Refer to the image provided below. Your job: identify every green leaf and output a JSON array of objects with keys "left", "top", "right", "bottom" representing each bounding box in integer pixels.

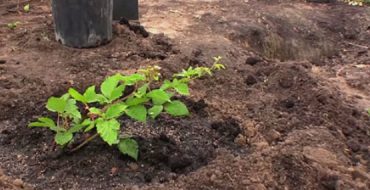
[
  {"left": 135, "top": 84, "right": 149, "bottom": 98},
  {"left": 38, "top": 117, "right": 56, "bottom": 127},
  {"left": 60, "top": 93, "right": 70, "bottom": 101},
  {"left": 64, "top": 99, "right": 81, "bottom": 119},
  {"left": 125, "top": 97, "right": 150, "bottom": 106},
  {"left": 148, "top": 105, "right": 163, "bottom": 119},
  {"left": 160, "top": 80, "right": 172, "bottom": 90},
  {"left": 7, "top": 21, "right": 20, "bottom": 30},
  {"left": 164, "top": 100, "right": 189, "bottom": 116},
  {"left": 105, "top": 103, "right": 128, "bottom": 119},
  {"left": 55, "top": 132, "right": 73, "bottom": 146},
  {"left": 68, "top": 119, "right": 91, "bottom": 133},
  {"left": 68, "top": 88, "right": 87, "bottom": 103},
  {"left": 89, "top": 107, "right": 102, "bottom": 115},
  {"left": 84, "top": 86, "right": 100, "bottom": 103},
  {"left": 29, "top": 117, "right": 65, "bottom": 132},
  {"left": 173, "top": 81, "right": 189, "bottom": 95},
  {"left": 96, "top": 119, "right": 120, "bottom": 146},
  {"left": 126, "top": 105, "right": 147, "bottom": 122},
  {"left": 109, "top": 84, "right": 125, "bottom": 102},
  {"left": 118, "top": 138, "right": 139, "bottom": 160},
  {"left": 46, "top": 97, "right": 67, "bottom": 113},
  {"left": 147, "top": 89, "right": 171, "bottom": 105},
  {"left": 23, "top": 4, "right": 30, "bottom": 12},
  {"left": 84, "top": 120, "right": 96, "bottom": 132},
  {"left": 101, "top": 74, "right": 122, "bottom": 99},
  {"left": 96, "top": 94, "right": 109, "bottom": 104},
  {"left": 120, "top": 74, "right": 146, "bottom": 85}
]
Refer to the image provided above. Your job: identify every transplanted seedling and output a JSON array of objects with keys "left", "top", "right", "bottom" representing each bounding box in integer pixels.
[{"left": 29, "top": 57, "right": 225, "bottom": 160}]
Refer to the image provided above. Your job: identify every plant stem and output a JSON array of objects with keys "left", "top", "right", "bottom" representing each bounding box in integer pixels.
[{"left": 68, "top": 133, "right": 99, "bottom": 153}]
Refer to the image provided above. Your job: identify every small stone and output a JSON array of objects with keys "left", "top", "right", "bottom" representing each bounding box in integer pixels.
[
  {"left": 253, "top": 141, "right": 269, "bottom": 150},
  {"left": 210, "top": 174, "right": 217, "bottom": 181},
  {"left": 303, "top": 147, "right": 338, "bottom": 165},
  {"left": 13, "top": 179, "right": 24, "bottom": 187},
  {"left": 110, "top": 167, "right": 119, "bottom": 176},
  {"left": 234, "top": 134, "right": 247, "bottom": 146},
  {"left": 127, "top": 163, "right": 139, "bottom": 171},
  {"left": 131, "top": 185, "right": 140, "bottom": 190},
  {"left": 265, "top": 129, "right": 281, "bottom": 143}
]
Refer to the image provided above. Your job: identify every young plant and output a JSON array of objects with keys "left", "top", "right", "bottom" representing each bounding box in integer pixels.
[
  {"left": 344, "top": 0, "right": 370, "bottom": 6},
  {"left": 7, "top": 21, "right": 21, "bottom": 30},
  {"left": 29, "top": 57, "right": 225, "bottom": 160},
  {"left": 24, "top": 4, "right": 30, "bottom": 12}
]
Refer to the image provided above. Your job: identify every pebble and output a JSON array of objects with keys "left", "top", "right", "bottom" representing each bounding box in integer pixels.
[
  {"left": 128, "top": 163, "right": 139, "bottom": 171},
  {"left": 13, "top": 179, "right": 24, "bottom": 187}
]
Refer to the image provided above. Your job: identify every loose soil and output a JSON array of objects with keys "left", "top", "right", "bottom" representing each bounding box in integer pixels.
[{"left": 1, "top": 0, "right": 370, "bottom": 189}]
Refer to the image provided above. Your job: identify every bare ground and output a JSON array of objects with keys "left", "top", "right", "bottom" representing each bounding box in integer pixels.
[{"left": 0, "top": 0, "right": 370, "bottom": 189}]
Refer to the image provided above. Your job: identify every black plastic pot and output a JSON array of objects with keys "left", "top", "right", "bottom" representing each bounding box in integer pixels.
[
  {"left": 52, "top": 0, "right": 113, "bottom": 48},
  {"left": 113, "top": 0, "right": 139, "bottom": 20}
]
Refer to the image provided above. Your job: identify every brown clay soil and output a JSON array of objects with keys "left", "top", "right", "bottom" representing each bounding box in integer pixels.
[{"left": 1, "top": 0, "right": 370, "bottom": 189}]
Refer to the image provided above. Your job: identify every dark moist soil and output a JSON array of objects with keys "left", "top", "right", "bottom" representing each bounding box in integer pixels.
[{"left": 1, "top": 0, "right": 370, "bottom": 190}]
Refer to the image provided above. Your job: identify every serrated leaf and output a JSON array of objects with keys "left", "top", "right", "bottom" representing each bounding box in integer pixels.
[
  {"left": 29, "top": 117, "right": 65, "bottom": 132},
  {"left": 118, "top": 138, "right": 139, "bottom": 160},
  {"left": 84, "top": 120, "right": 96, "bottom": 132},
  {"left": 109, "top": 84, "right": 125, "bottom": 102},
  {"left": 135, "top": 84, "right": 149, "bottom": 98},
  {"left": 173, "top": 81, "right": 189, "bottom": 95},
  {"left": 125, "top": 97, "right": 150, "bottom": 106},
  {"left": 38, "top": 117, "right": 56, "bottom": 127},
  {"left": 96, "top": 119, "right": 120, "bottom": 146},
  {"left": 68, "top": 119, "right": 91, "bottom": 133},
  {"left": 84, "top": 86, "right": 99, "bottom": 103},
  {"left": 148, "top": 105, "right": 163, "bottom": 119},
  {"left": 164, "top": 100, "right": 189, "bottom": 116},
  {"left": 120, "top": 74, "right": 146, "bottom": 85},
  {"left": 147, "top": 89, "right": 171, "bottom": 105},
  {"left": 101, "top": 74, "right": 122, "bottom": 100},
  {"left": 55, "top": 132, "right": 73, "bottom": 146},
  {"left": 89, "top": 107, "right": 102, "bottom": 115},
  {"left": 60, "top": 93, "right": 70, "bottom": 101},
  {"left": 68, "top": 88, "right": 87, "bottom": 103},
  {"left": 160, "top": 80, "right": 172, "bottom": 90},
  {"left": 105, "top": 103, "right": 128, "bottom": 119},
  {"left": 46, "top": 97, "right": 67, "bottom": 113},
  {"left": 126, "top": 105, "right": 147, "bottom": 122},
  {"left": 65, "top": 99, "right": 81, "bottom": 119}
]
